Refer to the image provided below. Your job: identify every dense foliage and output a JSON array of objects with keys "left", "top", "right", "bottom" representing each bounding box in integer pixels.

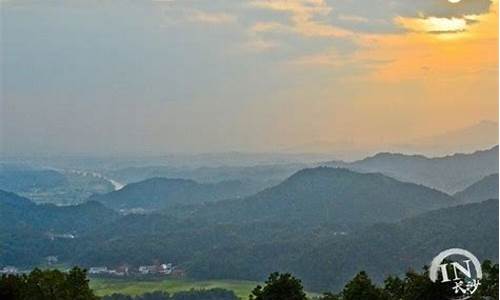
[
  {"left": 1, "top": 190, "right": 497, "bottom": 291},
  {"left": 250, "top": 272, "right": 307, "bottom": 300},
  {"left": 0, "top": 260, "right": 497, "bottom": 299},
  {"left": 255, "top": 263, "right": 498, "bottom": 300},
  {"left": 0, "top": 190, "right": 118, "bottom": 266},
  {"left": 0, "top": 267, "right": 98, "bottom": 300},
  {"left": 102, "top": 288, "right": 238, "bottom": 300}
]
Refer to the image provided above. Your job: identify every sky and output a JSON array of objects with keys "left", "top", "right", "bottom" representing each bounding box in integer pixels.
[{"left": 1, "top": 0, "right": 498, "bottom": 156}]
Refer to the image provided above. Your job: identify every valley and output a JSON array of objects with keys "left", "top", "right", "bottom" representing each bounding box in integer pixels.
[{"left": 0, "top": 146, "right": 498, "bottom": 294}]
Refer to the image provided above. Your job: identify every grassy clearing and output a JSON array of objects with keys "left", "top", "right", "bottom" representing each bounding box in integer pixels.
[{"left": 90, "top": 278, "right": 259, "bottom": 299}]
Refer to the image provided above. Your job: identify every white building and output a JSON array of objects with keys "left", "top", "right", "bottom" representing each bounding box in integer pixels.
[{"left": 89, "top": 267, "right": 108, "bottom": 274}]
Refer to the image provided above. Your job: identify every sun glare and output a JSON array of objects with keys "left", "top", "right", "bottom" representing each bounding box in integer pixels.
[
  {"left": 396, "top": 16, "right": 468, "bottom": 34},
  {"left": 424, "top": 17, "right": 467, "bottom": 32}
]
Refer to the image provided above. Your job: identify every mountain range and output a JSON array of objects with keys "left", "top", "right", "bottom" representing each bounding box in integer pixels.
[
  {"left": 172, "top": 167, "right": 456, "bottom": 225},
  {"left": 0, "top": 146, "right": 498, "bottom": 293},
  {"left": 400, "top": 120, "right": 499, "bottom": 157},
  {"left": 325, "top": 145, "right": 498, "bottom": 194},
  {"left": 285, "top": 120, "right": 498, "bottom": 160},
  {"left": 91, "top": 145, "right": 499, "bottom": 214}
]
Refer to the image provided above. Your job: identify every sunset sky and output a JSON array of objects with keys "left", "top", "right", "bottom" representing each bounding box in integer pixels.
[{"left": 1, "top": 0, "right": 498, "bottom": 156}]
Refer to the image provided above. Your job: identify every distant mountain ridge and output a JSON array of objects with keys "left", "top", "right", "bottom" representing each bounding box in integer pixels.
[
  {"left": 325, "top": 145, "right": 499, "bottom": 194},
  {"left": 283, "top": 121, "right": 498, "bottom": 160},
  {"left": 454, "top": 173, "right": 499, "bottom": 203},
  {"left": 89, "top": 177, "right": 253, "bottom": 211},
  {"left": 0, "top": 163, "right": 116, "bottom": 205},
  {"left": 0, "top": 168, "right": 67, "bottom": 193},
  {"left": 400, "top": 120, "right": 498, "bottom": 157}
]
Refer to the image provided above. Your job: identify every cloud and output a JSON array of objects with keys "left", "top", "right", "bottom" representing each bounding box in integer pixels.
[
  {"left": 395, "top": 16, "right": 468, "bottom": 33},
  {"left": 187, "top": 10, "right": 236, "bottom": 24},
  {"left": 407, "top": 0, "right": 492, "bottom": 18},
  {"left": 288, "top": 50, "right": 346, "bottom": 67},
  {"left": 249, "top": 0, "right": 351, "bottom": 38},
  {"left": 240, "top": 38, "right": 280, "bottom": 52},
  {"left": 338, "top": 14, "right": 369, "bottom": 23},
  {"left": 388, "top": 1, "right": 493, "bottom": 35},
  {"left": 319, "top": 0, "right": 493, "bottom": 34},
  {"left": 251, "top": 21, "right": 290, "bottom": 34}
]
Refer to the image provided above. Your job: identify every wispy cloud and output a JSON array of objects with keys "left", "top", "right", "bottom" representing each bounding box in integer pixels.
[
  {"left": 250, "top": 21, "right": 289, "bottom": 34},
  {"left": 249, "top": 0, "right": 351, "bottom": 38},
  {"left": 239, "top": 38, "right": 280, "bottom": 52},
  {"left": 338, "top": 14, "right": 369, "bottom": 24},
  {"left": 187, "top": 10, "right": 236, "bottom": 24}
]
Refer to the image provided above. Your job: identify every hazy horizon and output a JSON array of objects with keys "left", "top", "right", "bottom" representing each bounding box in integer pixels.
[{"left": 0, "top": 120, "right": 497, "bottom": 162}]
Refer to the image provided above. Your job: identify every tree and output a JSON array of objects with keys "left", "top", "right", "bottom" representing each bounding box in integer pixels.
[
  {"left": 0, "top": 267, "right": 98, "bottom": 300},
  {"left": 341, "top": 271, "right": 383, "bottom": 300},
  {"left": 382, "top": 275, "right": 405, "bottom": 300},
  {"left": 251, "top": 262, "right": 498, "bottom": 300},
  {"left": 249, "top": 272, "right": 307, "bottom": 300},
  {"left": 472, "top": 260, "right": 499, "bottom": 300},
  {"left": 393, "top": 270, "right": 452, "bottom": 300},
  {"left": 0, "top": 273, "right": 26, "bottom": 300},
  {"left": 65, "top": 267, "right": 97, "bottom": 300}
]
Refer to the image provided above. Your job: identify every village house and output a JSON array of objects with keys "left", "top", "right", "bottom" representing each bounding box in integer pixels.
[
  {"left": 115, "top": 265, "right": 129, "bottom": 276},
  {"left": 138, "top": 265, "right": 155, "bottom": 275},
  {"left": 87, "top": 263, "right": 175, "bottom": 277},
  {"left": 138, "top": 263, "right": 174, "bottom": 275},
  {"left": 88, "top": 267, "right": 108, "bottom": 275}
]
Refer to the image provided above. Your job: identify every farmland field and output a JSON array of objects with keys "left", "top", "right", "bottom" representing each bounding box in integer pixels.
[{"left": 90, "top": 278, "right": 260, "bottom": 299}]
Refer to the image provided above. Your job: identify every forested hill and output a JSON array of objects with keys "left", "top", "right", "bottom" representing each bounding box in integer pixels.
[
  {"left": 0, "top": 189, "right": 119, "bottom": 266},
  {"left": 187, "top": 199, "right": 498, "bottom": 291},
  {"left": 0, "top": 189, "right": 118, "bottom": 233},
  {"left": 0, "top": 167, "right": 67, "bottom": 193},
  {"left": 454, "top": 173, "right": 499, "bottom": 203},
  {"left": 178, "top": 167, "right": 455, "bottom": 224},
  {"left": 88, "top": 177, "right": 251, "bottom": 211}
]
